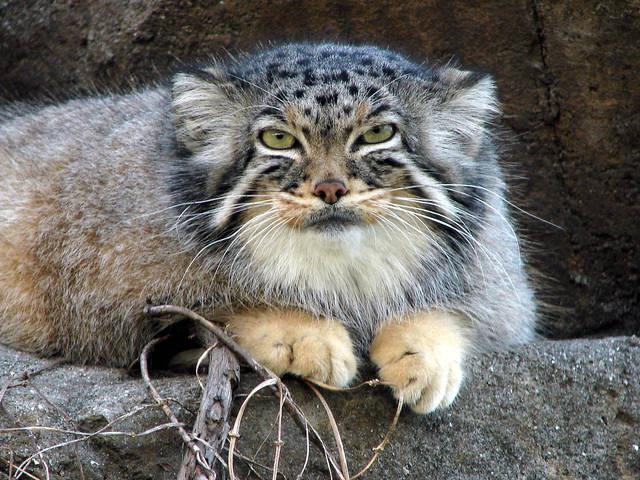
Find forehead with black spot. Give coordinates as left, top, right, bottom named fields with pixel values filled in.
left=226, top=44, right=428, bottom=126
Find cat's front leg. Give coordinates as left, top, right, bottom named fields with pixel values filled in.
left=370, top=311, right=469, bottom=414
left=225, top=309, right=358, bottom=387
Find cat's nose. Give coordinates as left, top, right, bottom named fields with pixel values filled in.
left=313, top=180, right=348, bottom=205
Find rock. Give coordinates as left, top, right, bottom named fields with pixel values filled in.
left=1, top=338, right=638, bottom=479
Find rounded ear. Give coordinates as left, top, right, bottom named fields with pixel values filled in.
left=426, top=68, right=500, bottom=160
left=171, top=66, right=241, bottom=152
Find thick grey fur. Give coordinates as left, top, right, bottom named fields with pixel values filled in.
left=0, top=43, right=536, bottom=366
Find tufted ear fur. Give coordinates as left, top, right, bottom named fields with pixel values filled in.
left=171, top=67, right=241, bottom=152
left=425, top=68, right=500, bottom=161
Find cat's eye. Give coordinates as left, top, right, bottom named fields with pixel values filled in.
left=361, top=124, right=395, bottom=144
left=260, top=129, right=297, bottom=150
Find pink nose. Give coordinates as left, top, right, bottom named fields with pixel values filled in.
left=313, top=180, right=348, bottom=205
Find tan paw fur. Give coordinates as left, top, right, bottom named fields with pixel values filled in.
left=370, top=311, right=468, bottom=414
left=225, top=309, right=358, bottom=387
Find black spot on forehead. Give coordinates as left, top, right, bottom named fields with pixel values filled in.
left=315, top=92, right=338, bottom=106
left=382, top=66, right=396, bottom=76
left=365, top=86, right=379, bottom=98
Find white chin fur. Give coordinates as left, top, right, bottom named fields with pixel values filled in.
left=242, top=222, right=429, bottom=302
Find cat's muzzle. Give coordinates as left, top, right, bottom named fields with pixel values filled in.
left=302, top=206, right=363, bottom=232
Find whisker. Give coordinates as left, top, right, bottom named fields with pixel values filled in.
left=177, top=207, right=276, bottom=289
left=374, top=202, right=461, bottom=277
left=390, top=183, right=560, bottom=229
left=228, top=216, right=288, bottom=280
left=395, top=195, right=519, bottom=252
left=365, top=73, right=412, bottom=104
left=211, top=209, right=279, bottom=280
left=137, top=192, right=276, bottom=219
left=226, top=73, right=289, bottom=106
left=379, top=201, right=521, bottom=302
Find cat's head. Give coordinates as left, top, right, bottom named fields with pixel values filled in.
left=169, top=43, right=500, bottom=284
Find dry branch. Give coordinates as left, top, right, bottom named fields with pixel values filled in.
left=145, top=304, right=347, bottom=478
left=178, top=339, right=239, bottom=480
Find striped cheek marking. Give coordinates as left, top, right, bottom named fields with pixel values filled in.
left=401, top=162, right=458, bottom=220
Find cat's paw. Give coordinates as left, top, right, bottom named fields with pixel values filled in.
left=226, top=310, right=358, bottom=387
left=370, top=311, right=467, bottom=414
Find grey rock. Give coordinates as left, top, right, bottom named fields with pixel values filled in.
left=1, top=338, right=638, bottom=479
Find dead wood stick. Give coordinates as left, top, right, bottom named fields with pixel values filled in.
left=178, top=335, right=240, bottom=480
left=140, top=337, right=215, bottom=478
left=145, top=304, right=346, bottom=479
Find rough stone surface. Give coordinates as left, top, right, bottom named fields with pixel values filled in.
left=1, top=338, right=638, bottom=479
left=0, top=1, right=638, bottom=338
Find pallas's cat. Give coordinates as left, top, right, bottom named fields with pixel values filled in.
left=0, top=43, right=536, bottom=413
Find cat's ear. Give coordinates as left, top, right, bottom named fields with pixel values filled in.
left=171, top=67, right=241, bottom=152
left=426, top=68, right=500, bottom=160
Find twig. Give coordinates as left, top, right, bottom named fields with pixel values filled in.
left=9, top=406, right=179, bottom=476
left=306, top=382, right=350, bottom=479
left=271, top=382, right=285, bottom=480
left=0, top=360, right=19, bottom=406
left=304, top=378, right=404, bottom=480
left=228, top=378, right=278, bottom=479
left=178, top=337, right=239, bottom=480
left=1, top=359, right=65, bottom=480
left=1, top=456, right=41, bottom=480
left=351, top=396, right=403, bottom=479
left=294, top=416, right=310, bottom=480
left=139, top=337, right=215, bottom=477
left=0, top=360, right=65, bottom=402
left=1, top=406, right=51, bottom=480
left=145, top=304, right=346, bottom=478
left=30, top=384, right=85, bottom=480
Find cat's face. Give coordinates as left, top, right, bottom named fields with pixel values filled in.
left=171, top=44, right=498, bottom=274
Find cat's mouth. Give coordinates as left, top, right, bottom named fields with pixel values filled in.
left=302, top=207, right=363, bottom=231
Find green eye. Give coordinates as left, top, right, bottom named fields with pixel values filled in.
left=361, top=124, right=395, bottom=144
left=260, top=129, right=297, bottom=149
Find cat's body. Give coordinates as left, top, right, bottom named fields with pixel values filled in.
left=0, top=43, right=536, bottom=413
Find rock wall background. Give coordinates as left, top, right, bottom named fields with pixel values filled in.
left=1, top=0, right=638, bottom=336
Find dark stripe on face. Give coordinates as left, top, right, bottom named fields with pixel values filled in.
left=367, top=103, right=391, bottom=118
left=345, top=157, right=383, bottom=187
left=164, top=133, right=213, bottom=243
left=256, top=106, right=286, bottom=121
left=210, top=146, right=256, bottom=200
left=166, top=143, right=257, bottom=246
left=400, top=168, right=487, bottom=255
left=279, top=160, right=305, bottom=191
left=405, top=146, right=486, bottom=221
left=409, top=155, right=449, bottom=186
left=443, top=172, right=488, bottom=220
